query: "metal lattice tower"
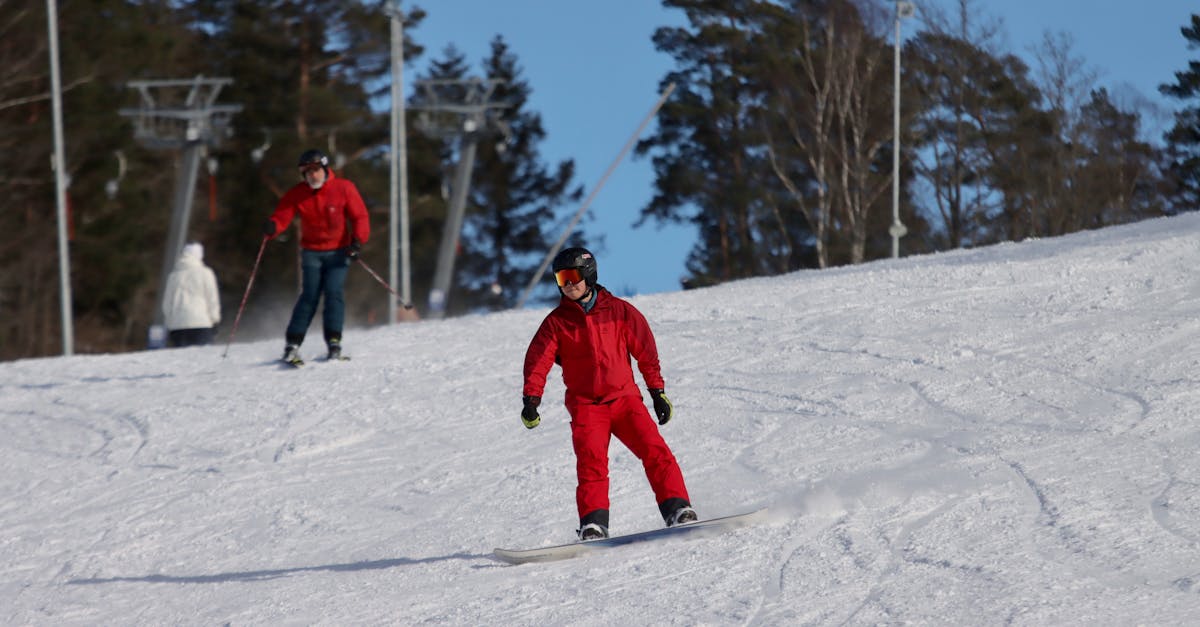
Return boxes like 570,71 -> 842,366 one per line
410,78 -> 510,318
118,76 -> 242,342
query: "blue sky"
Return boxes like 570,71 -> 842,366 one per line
410,1 -> 1196,297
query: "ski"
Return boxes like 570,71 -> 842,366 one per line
276,355 -> 350,368
493,508 -> 768,566
277,355 -> 350,367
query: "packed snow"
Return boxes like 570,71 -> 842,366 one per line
5,214 -> 1200,625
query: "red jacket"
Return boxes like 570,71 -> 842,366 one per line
523,287 -> 665,408
267,171 -> 370,251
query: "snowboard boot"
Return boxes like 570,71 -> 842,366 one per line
282,344 -> 303,366
659,497 -> 695,527
578,508 -> 609,541
578,523 -> 609,541
666,506 -> 698,527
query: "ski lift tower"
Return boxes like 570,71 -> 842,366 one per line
118,76 -> 241,343
410,77 -> 510,318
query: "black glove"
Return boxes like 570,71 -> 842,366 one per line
343,239 -> 361,260
262,219 -> 276,236
649,388 -> 673,425
521,395 -> 541,429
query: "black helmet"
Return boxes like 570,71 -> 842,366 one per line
297,148 -> 329,170
552,246 -> 598,288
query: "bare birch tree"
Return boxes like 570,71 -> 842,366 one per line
759,1 -> 850,269
830,1 -> 893,264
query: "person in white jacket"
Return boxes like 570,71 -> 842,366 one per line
162,242 -> 221,347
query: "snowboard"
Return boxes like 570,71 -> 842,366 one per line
493,508 -> 768,565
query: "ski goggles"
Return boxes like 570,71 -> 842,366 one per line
554,267 -> 585,287
299,163 -> 324,175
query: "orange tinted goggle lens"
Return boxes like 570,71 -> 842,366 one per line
554,268 -> 584,287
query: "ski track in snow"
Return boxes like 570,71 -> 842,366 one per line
4,215 -> 1200,624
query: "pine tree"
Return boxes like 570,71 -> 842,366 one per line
638,0 -> 796,287
1161,13 -> 1200,213
411,40 -> 582,314
1073,88 -> 1166,227
0,0 -> 204,358
453,36 -> 583,312
407,44 -> 477,314
907,26 -> 1056,246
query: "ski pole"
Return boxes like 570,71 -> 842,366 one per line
356,257 -> 415,310
222,236 -> 268,358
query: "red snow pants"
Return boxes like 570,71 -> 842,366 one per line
568,394 -> 689,519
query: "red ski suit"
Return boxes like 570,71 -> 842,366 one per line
266,171 -> 370,251
523,287 -> 689,521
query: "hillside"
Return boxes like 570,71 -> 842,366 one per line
4,214 -> 1200,625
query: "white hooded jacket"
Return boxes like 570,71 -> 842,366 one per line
162,243 -> 221,330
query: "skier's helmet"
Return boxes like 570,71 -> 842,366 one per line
297,149 -> 329,174
552,247 -> 597,288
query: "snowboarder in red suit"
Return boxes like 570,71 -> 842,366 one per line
521,246 -> 697,540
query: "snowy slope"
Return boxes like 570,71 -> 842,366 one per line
4,214 -> 1200,625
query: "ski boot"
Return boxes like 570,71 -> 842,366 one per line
282,344 -> 304,367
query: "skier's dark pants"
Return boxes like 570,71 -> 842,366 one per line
168,327 -> 214,347
286,249 -> 349,345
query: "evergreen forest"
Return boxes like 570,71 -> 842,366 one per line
2,0 -> 1198,360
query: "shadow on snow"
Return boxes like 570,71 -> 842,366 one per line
66,552 -> 498,585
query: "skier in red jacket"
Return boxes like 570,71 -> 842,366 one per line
521,246 -> 697,540
263,149 -> 369,365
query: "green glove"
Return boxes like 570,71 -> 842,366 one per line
649,388 -> 673,425
521,395 -> 541,429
